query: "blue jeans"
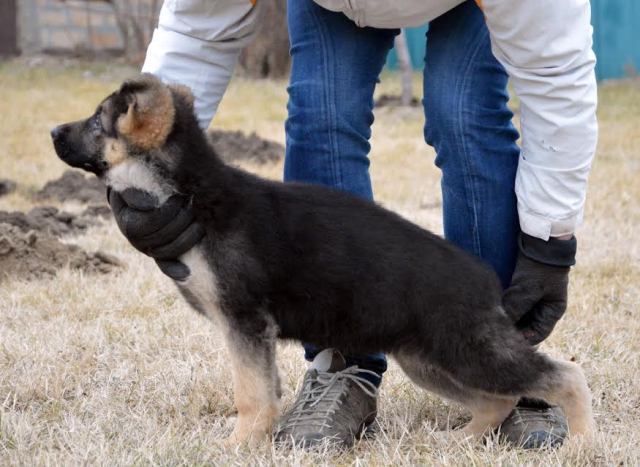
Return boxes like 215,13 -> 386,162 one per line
284,0 -> 521,386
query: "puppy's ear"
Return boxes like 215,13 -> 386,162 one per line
168,83 -> 195,110
116,74 -> 175,150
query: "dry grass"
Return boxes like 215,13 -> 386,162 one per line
1,58 -> 639,465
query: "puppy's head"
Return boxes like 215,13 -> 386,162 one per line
51,74 -> 195,177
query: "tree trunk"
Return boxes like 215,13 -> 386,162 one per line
238,0 -> 290,79
109,0 -> 158,63
395,30 -> 414,106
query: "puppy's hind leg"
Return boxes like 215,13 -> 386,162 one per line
419,312 -> 595,440
395,353 -> 516,439
223,317 -> 281,447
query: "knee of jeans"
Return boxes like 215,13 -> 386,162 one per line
287,81 -> 374,144
422,75 -> 461,159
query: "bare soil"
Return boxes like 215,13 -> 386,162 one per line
208,129 -> 283,165
1,172 -> 116,282
0,205 -> 109,237
35,169 -> 107,204
0,223 -> 121,281
375,94 -> 421,108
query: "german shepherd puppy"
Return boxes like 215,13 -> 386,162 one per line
51,74 -> 594,445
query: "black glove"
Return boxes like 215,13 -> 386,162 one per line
107,187 -> 205,281
503,233 -> 577,345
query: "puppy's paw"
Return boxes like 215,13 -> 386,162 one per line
223,425 -> 269,449
568,421 -> 597,444
432,429 -> 475,445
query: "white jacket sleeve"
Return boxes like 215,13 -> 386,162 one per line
142,0 -> 263,129
480,0 -> 598,240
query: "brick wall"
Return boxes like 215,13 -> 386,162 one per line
19,0 -> 160,55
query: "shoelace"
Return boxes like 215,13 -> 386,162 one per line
512,408 -> 563,426
280,366 -> 379,431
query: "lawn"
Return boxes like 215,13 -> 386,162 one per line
0,58 -> 639,465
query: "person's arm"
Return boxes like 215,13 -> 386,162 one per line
143,0 -> 264,129
479,0 -> 597,344
480,0 -> 598,241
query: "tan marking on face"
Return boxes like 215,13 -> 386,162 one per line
116,75 -> 176,151
104,137 -> 128,167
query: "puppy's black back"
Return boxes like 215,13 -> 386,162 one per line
170,129 -> 501,348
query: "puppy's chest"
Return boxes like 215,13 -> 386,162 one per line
105,159 -> 175,203
106,159 -> 231,324
106,160 -> 224,321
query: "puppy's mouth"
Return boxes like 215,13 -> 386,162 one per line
51,129 -> 109,177
53,145 -> 108,177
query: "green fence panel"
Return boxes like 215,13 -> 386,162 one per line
385,26 -> 428,70
591,0 -> 640,80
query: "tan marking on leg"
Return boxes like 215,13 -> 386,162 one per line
104,138 -> 128,167
171,250 -> 280,446
168,249 -> 281,446
462,397 -> 517,438
224,349 -> 280,447
528,359 -> 595,437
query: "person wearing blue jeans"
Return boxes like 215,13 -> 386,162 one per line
286,0 -> 521,383
277,0 -> 528,443
110,0 -> 597,450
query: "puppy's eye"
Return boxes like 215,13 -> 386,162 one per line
92,115 -> 103,133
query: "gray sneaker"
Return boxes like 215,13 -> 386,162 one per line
274,349 -> 379,448
499,404 -> 568,449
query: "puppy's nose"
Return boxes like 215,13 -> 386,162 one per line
50,125 -> 67,141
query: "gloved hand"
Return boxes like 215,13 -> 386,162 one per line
107,187 -> 205,281
503,233 -> 577,345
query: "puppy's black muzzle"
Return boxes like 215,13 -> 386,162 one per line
51,123 -> 76,164
50,124 -> 68,141
50,123 -> 107,176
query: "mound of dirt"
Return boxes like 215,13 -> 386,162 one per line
36,170 -> 107,204
0,205 -> 109,237
81,205 -> 111,219
0,223 -> 121,281
208,130 -> 283,165
375,94 -> 420,108
0,179 -> 16,197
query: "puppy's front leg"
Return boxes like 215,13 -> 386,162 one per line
224,326 -> 281,446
